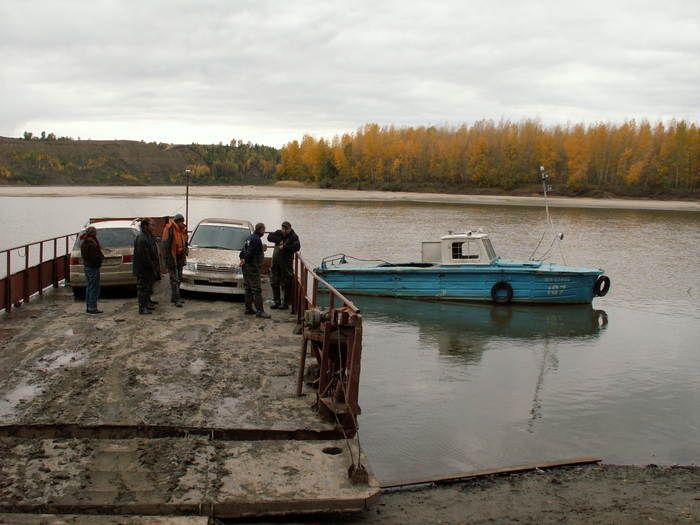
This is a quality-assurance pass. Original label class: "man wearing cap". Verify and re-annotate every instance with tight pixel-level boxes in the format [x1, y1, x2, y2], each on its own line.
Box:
[267, 221, 301, 310]
[81, 225, 105, 314]
[162, 214, 188, 307]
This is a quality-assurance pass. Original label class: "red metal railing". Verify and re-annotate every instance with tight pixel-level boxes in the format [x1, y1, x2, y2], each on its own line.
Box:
[292, 253, 363, 432]
[1, 234, 77, 313]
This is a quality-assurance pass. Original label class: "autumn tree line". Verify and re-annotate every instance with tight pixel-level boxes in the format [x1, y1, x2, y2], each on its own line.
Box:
[179, 141, 279, 185]
[276, 119, 700, 196]
[4, 120, 698, 198]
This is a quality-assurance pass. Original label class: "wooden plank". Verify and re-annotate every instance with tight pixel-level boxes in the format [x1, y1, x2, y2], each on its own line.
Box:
[380, 457, 602, 489]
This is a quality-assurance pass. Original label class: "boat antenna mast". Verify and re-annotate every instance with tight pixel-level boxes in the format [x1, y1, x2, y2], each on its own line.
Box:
[529, 166, 566, 263]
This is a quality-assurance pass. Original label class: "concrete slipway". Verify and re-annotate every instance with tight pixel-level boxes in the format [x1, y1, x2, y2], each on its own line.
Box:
[0, 283, 380, 521]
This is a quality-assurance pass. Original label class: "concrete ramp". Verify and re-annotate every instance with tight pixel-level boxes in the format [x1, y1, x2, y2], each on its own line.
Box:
[0, 285, 380, 519]
[0, 436, 378, 517]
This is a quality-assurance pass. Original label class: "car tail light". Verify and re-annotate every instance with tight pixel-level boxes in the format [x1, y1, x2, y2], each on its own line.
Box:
[70, 257, 82, 265]
[123, 255, 133, 263]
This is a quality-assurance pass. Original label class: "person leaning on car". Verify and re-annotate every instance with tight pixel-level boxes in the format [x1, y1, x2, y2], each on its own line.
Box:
[133, 217, 160, 315]
[81, 225, 105, 314]
[267, 221, 300, 310]
[162, 213, 188, 307]
[239, 222, 270, 318]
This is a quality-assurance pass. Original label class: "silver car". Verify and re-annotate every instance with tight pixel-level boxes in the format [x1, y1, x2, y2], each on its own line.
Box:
[70, 219, 140, 298]
[181, 218, 254, 295]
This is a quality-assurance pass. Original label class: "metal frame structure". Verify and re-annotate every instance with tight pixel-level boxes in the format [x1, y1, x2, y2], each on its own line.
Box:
[292, 253, 363, 433]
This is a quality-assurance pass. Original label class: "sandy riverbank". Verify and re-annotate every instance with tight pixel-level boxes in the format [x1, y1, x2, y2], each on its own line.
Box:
[1, 184, 699, 211]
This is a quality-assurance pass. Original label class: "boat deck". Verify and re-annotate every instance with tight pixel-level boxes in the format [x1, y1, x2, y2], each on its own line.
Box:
[0, 283, 379, 519]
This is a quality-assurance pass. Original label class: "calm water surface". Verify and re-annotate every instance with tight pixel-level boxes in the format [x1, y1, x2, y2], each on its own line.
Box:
[2, 191, 699, 484]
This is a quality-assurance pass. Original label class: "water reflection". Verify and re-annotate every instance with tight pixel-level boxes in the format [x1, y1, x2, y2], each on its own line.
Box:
[350, 296, 607, 364]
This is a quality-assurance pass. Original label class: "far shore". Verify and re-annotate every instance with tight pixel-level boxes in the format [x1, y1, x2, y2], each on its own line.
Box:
[1, 184, 699, 212]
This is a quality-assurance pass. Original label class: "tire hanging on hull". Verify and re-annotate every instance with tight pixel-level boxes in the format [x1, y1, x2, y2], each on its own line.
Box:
[491, 281, 513, 304]
[594, 275, 611, 297]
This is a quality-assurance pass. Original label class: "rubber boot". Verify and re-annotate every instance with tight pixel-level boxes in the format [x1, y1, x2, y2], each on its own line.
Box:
[170, 283, 183, 307]
[270, 286, 281, 309]
[254, 295, 271, 318]
[244, 292, 256, 314]
[138, 291, 153, 314]
[278, 284, 292, 310]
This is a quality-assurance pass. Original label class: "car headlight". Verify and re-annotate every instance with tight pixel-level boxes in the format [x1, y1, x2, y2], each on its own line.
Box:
[184, 262, 196, 271]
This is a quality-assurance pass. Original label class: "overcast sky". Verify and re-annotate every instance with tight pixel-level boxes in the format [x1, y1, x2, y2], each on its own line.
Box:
[2, 1, 698, 148]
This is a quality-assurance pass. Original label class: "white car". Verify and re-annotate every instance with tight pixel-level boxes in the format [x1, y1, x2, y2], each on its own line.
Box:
[181, 218, 254, 295]
[70, 219, 141, 298]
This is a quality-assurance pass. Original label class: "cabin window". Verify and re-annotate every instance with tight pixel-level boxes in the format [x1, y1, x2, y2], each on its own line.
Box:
[483, 239, 497, 260]
[451, 241, 480, 260]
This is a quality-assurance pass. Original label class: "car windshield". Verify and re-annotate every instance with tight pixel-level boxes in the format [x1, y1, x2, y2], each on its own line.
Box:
[189, 225, 250, 250]
[74, 228, 137, 250]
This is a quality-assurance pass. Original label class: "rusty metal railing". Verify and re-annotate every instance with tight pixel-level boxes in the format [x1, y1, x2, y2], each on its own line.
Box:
[292, 253, 363, 433]
[1, 234, 78, 314]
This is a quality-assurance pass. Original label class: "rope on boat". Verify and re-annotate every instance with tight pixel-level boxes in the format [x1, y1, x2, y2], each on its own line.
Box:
[321, 253, 392, 267]
[529, 167, 566, 265]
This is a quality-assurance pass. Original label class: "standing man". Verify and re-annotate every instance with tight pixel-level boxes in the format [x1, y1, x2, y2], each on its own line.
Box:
[81, 225, 105, 314]
[239, 222, 270, 319]
[267, 221, 301, 310]
[162, 213, 188, 307]
[133, 218, 160, 315]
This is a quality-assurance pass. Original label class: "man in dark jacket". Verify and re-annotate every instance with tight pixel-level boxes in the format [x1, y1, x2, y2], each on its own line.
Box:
[267, 221, 301, 310]
[133, 218, 160, 315]
[239, 222, 270, 318]
[81, 225, 105, 314]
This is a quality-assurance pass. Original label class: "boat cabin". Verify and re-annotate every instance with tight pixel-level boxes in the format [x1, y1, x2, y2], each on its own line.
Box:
[421, 231, 498, 265]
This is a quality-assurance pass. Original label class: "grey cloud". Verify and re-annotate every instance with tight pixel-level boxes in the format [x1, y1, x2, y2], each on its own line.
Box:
[1, 0, 698, 147]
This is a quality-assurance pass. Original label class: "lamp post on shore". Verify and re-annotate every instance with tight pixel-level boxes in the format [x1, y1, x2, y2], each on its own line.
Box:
[185, 169, 191, 226]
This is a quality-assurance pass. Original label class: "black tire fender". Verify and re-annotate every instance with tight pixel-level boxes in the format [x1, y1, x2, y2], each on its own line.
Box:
[594, 275, 611, 297]
[491, 281, 513, 304]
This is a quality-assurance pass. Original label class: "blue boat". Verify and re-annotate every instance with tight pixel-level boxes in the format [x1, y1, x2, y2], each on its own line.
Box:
[314, 230, 611, 305]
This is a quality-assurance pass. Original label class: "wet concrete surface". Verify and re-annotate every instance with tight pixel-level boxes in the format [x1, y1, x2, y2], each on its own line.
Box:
[0, 282, 379, 518]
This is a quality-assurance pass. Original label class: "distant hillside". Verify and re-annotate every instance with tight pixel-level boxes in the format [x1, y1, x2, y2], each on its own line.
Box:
[0, 137, 281, 186]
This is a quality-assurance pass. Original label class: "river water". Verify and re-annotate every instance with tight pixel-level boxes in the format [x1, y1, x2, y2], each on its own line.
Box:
[1, 191, 699, 485]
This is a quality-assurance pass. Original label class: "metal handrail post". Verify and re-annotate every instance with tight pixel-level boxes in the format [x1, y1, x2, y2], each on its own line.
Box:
[64, 236, 71, 285]
[6, 250, 12, 313]
[39, 242, 44, 295]
[24, 245, 30, 303]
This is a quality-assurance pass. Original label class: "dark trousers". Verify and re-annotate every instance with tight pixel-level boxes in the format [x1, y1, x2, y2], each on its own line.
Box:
[168, 262, 184, 301]
[137, 276, 152, 310]
[242, 262, 263, 311]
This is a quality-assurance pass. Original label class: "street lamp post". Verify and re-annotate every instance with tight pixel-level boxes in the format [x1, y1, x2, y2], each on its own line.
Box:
[185, 169, 191, 226]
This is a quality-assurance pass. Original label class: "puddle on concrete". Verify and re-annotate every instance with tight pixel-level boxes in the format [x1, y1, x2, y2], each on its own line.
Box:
[188, 358, 208, 375]
[62, 323, 92, 337]
[182, 326, 215, 342]
[36, 349, 89, 371]
[0, 380, 43, 419]
[151, 384, 197, 407]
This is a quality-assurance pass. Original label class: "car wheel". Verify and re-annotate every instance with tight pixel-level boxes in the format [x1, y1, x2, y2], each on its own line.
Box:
[73, 287, 86, 299]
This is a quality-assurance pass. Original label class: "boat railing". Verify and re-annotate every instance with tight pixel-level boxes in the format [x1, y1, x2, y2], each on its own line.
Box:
[292, 253, 363, 432]
[1, 233, 78, 314]
[319, 253, 347, 268]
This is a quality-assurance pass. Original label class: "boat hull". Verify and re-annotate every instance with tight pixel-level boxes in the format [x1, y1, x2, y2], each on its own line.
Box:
[315, 263, 605, 304]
